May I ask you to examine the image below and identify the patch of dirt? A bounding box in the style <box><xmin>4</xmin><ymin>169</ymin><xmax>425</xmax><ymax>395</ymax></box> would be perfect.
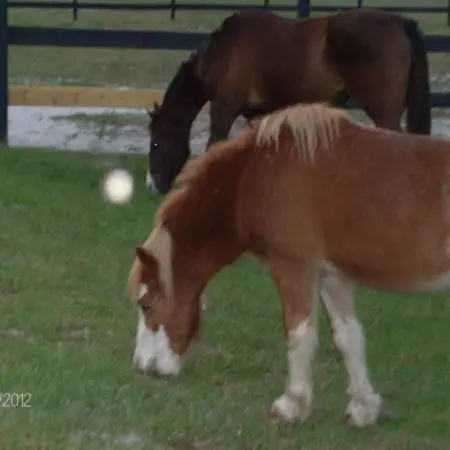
<box><xmin>0</xmin><ymin>284</ymin><xmax>16</xmax><ymax>300</ymax></box>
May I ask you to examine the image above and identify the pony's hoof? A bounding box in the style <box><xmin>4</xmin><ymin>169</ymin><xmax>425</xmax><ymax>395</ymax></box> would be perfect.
<box><xmin>268</xmin><ymin>394</ymin><xmax>311</xmax><ymax>425</ymax></box>
<box><xmin>343</xmin><ymin>395</ymin><xmax>382</xmax><ymax>428</ymax></box>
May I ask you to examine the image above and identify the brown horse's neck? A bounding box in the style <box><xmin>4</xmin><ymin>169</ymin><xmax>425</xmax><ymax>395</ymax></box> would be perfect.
<box><xmin>159</xmin><ymin>54</ymin><xmax>208</xmax><ymax>135</ymax></box>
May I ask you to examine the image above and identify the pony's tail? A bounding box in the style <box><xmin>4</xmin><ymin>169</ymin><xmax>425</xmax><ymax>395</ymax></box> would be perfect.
<box><xmin>403</xmin><ymin>18</ymin><xmax>431</xmax><ymax>135</ymax></box>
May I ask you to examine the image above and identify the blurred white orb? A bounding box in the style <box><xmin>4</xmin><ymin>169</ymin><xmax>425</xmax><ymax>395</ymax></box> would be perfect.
<box><xmin>102</xmin><ymin>169</ymin><xmax>134</xmax><ymax>204</ymax></box>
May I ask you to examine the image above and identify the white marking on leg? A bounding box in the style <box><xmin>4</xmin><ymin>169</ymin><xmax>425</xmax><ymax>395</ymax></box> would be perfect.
<box><xmin>321</xmin><ymin>282</ymin><xmax>381</xmax><ymax>427</ymax></box>
<box><xmin>271</xmin><ymin>319</ymin><xmax>317</xmax><ymax>423</ymax></box>
<box><xmin>133</xmin><ymin>311</ymin><xmax>181</xmax><ymax>376</ymax></box>
<box><xmin>414</xmin><ymin>270</ymin><xmax>450</xmax><ymax>292</ymax></box>
<box><xmin>146</xmin><ymin>170</ymin><xmax>156</xmax><ymax>192</ymax></box>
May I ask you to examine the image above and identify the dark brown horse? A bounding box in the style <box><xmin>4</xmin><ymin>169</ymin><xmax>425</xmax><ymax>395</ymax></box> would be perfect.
<box><xmin>147</xmin><ymin>8</ymin><xmax>431</xmax><ymax>195</ymax></box>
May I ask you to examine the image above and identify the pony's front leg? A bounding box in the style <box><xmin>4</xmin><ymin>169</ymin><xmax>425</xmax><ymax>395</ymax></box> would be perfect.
<box><xmin>320</xmin><ymin>271</ymin><xmax>382</xmax><ymax>427</ymax></box>
<box><xmin>268</xmin><ymin>260</ymin><xmax>319</xmax><ymax>424</ymax></box>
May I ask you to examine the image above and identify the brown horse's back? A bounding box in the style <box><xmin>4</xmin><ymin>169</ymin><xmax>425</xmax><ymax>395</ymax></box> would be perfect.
<box><xmin>197</xmin><ymin>9</ymin><xmax>430</xmax><ymax>133</ymax></box>
<box><xmin>199</xmin><ymin>12</ymin><xmax>337</xmax><ymax>110</ymax></box>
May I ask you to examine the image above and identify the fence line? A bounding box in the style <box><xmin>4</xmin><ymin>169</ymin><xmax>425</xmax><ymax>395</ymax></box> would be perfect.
<box><xmin>3</xmin><ymin>0</ymin><xmax>450</xmax><ymax>144</ymax></box>
<box><xmin>8</xmin><ymin>24</ymin><xmax>450</xmax><ymax>52</ymax></box>
<box><xmin>7</xmin><ymin>0</ymin><xmax>450</xmax><ymax>22</ymax></box>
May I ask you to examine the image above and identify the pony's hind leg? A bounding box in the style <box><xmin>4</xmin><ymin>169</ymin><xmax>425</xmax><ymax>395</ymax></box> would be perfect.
<box><xmin>320</xmin><ymin>271</ymin><xmax>382</xmax><ymax>427</ymax></box>
<box><xmin>268</xmin><ymin>259</ymin><xmax>319</xmax><ymax>424</ymax></box>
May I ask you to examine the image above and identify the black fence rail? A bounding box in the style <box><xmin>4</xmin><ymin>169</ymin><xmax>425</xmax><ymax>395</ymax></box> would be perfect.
<box><xmin>8</xmin><ymin>25</ymin><xmax>450</xmax><ymax>52</ymax></box>
<box><xmin>7</xmin><ymin>0</ymin><xmax>450</xmax><ymax>22</ymax></box>
<box><xmin>7</xmin><ymin>1</ymin><xmax>308</xmax><ymax>21</ymax></box>
<box><xmin>3</xmin><ymin>1</ymin><xmax>450</xmax><ymax>145</ymax></box>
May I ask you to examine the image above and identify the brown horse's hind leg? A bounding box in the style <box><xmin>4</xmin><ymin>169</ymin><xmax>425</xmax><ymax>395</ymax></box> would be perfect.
<box><xmin>206</xmin><ymin>99</ymin><xmax>239</xmax><ymax>149</ymax></box>
<box><xmin>346</xmin><ymin>78</ymin><xmax>406</xmax><ymax>132</ymax></box>
<box><xmin>330</xmin><ymin>31</ymin><xmax>411</xmax><ymax>132</ymax></box>
<box><xmin>267</xmin><ymin>258</ymin><xmax>319</xmax><ymax>424</ymax></box>
<box><xmin>360</xmin><ymin>105</ymin><xmax>404</xmax><ymax>132</ymax></box>
<box><xmin>319</xmin><ymin>271</ymin><xmax>382</xmax><ymax>427</ymax></box>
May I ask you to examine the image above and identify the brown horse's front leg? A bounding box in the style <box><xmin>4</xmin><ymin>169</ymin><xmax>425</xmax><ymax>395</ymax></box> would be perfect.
<box><xmin>267</xmin><ymin>258</ymin><xmax>319</xmax><ymax>425</ymax></box>
<box><xmin>206</xmin><ymin>99</ymin><xmax>238</xmax><ymax>149</ymax></box>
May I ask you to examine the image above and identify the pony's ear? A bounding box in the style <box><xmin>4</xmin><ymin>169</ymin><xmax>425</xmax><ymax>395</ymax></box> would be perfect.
<box><xmin>136</xmin><ymin>246</ymin><xmax>157</xmax><ymax>269</ymax></box>
<box><xmin>153</xmin><ymin>102</ymin><xmax>160</xmax><ymax>112</ymax></box>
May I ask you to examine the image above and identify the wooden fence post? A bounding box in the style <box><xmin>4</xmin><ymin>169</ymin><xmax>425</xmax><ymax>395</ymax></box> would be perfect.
<box><xmin>297</xmin><ymin>0</ymin><xmax>310</xmax><ymax>18</ymax></box>
<box><xmin>0</xmin><ymin>0</ymin><xmax>7</xmax><ymax>145</ymax></box>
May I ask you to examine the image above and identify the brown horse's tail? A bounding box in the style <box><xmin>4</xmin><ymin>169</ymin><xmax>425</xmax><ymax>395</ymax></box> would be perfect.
<box><xmin>402</xmin><ymin>18</ymin><xmax>431</xmax><ymax>135</ymax></box>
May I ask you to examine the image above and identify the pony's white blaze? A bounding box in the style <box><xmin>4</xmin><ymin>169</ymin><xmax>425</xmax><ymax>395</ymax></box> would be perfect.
<box><xmin>138</xmin><ymin>283</ymin><xmax>148</xmax><ymax>298</ymax></box>
<box><xmin>133</xmin><ymin>311</ymin><xmax>181</xmax><ymax>376</ymax></box>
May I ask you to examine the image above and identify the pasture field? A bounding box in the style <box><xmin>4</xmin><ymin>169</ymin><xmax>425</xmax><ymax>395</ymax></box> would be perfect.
<box><xmin>7</xmin><ymin>0</ymin><xmax>450</xmax><ymax>89</ymax></box>
<box><xmin>1</xmin><ymin>147</ymin><xmax>450</xmax><ymax>449</ymax></box>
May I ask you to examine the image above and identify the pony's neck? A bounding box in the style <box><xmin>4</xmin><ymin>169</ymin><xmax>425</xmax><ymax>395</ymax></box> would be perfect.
<box><xmin>170</xmin><ymin>192</ymin><xmax>243</xmax><ymax>294</ymax></box>
<box><xmin>159</xmin><ymin>56</ymin><xmax>207</xmax><ymax>132</ymax></box>
<box><xmin>161</xmin><ymin>138</ymin><xmax>252</xmax><ymax>296</ymax></box>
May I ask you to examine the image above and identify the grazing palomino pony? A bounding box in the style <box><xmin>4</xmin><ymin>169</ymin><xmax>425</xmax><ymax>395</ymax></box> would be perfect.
<box><xmin>130</xmin><ymin>103</ymin><xmax>449</xmax><ymax>428</ymax></box>
<box><xmin>146</xmin><ymin>8</ymin><xmax>431</xmax><ymax>194</ymax></box>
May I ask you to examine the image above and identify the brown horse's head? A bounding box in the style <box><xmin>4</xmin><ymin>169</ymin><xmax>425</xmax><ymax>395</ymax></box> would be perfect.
<box><xmin>146</xmin><ymin>54</ymin><xmax>208</xmax><ymax>195</ymax></box>
<box><xmin>129</xmin><ymin>227</ymin><xmax>202</xmax><ymax>376</ymax></box>
<box><xmin>147</xmin><ymin>103</ymin><xmax>191</xmax><ymax>196</ymax></box>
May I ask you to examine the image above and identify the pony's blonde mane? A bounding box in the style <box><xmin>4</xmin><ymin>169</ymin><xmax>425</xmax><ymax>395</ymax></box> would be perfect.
<box><xmin>255</xmin><ymin>103</ymin><xmax>348</xmax><ymax>162</ymax></box>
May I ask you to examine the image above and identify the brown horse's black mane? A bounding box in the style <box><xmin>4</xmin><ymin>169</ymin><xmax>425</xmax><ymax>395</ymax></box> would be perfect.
<box><xmin>152</xmin><ymin>51</ymin><xmax>206</xmax><ymax>127</ymax></box>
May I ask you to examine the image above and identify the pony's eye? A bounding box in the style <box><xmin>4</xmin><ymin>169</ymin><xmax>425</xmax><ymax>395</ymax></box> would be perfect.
<box><xmin>151</xmin><ymin>142</ymin><xmax>159</xmax><ymax>151</ymax></box>
<box><xmin>141</xmin><ymin>304</ymin><xmax>153</xmax><ymax>313</ymax></box>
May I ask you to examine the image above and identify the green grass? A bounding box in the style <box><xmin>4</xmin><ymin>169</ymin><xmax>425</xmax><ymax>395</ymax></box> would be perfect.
<box><xmin>7</xmin><ymin>0</ymin><xmax>450</xmax><ymax>89</ymax></box>
<box><xmin>1</xmin><ymin>146</ymin><xmax>450</xmax><ymax>449</ymax></box>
